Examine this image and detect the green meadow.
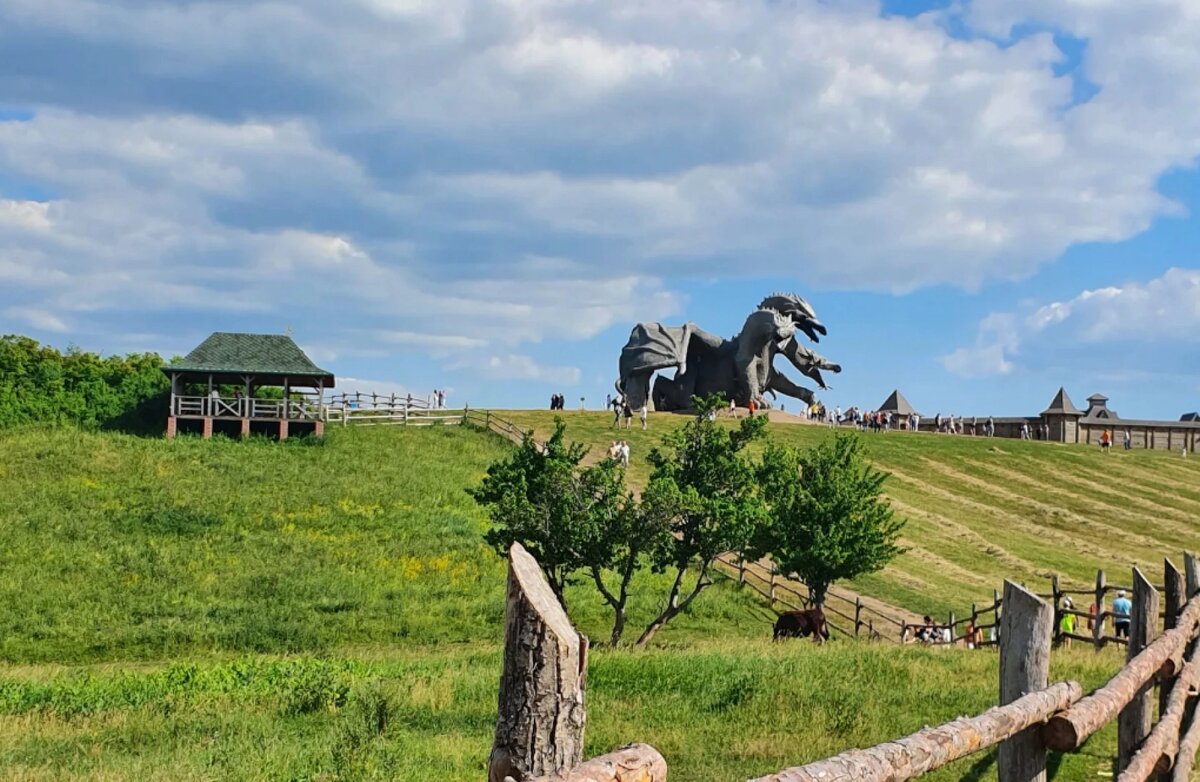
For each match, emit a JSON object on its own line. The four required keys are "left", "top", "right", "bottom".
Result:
{"left": 0, "top": 416, "right": 1193, "bottom": 779}
{"left": 499, "top": 410, "right": 1200, "bottom": 619}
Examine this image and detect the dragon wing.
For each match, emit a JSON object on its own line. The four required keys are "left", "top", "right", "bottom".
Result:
{"left": 619, "top": 322, "right": 694, "bottom": 378}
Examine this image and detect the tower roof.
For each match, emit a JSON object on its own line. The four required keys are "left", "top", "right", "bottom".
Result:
{"left": 1040, "top": 387, "right": 1083, "bottom": 417}
{"left": 877, "top": 389, "right": 918, "bottom": 416}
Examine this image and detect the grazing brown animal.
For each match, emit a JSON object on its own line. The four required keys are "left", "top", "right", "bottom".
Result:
{"left": 773, "top": 608, "right": 830, "bottom": 642}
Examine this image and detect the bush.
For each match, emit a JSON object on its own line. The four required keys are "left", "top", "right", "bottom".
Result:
{"left": 0, "top": 335, "right": 169, "bottom": 432}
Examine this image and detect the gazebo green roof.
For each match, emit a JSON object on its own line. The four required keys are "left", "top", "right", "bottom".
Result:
{"left": 164, "top": 332, "right": 334, "bottom": 386}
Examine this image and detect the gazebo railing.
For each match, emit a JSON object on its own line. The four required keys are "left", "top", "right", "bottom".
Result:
{"left": 171, "top": 395, "right": 323, "bottom": 421}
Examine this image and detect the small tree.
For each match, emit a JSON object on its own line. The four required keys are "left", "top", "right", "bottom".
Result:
{"left": 756, "top": 433, "right": 905, "bottom": 606}
{"left": 472, "top": 420, "right": 649, "bottom": 644}
{"left": 635, "top": 395, "right": 768, "bottom": 646}
{"left": 472, "top": 420, "right": 590, "bottom": 604}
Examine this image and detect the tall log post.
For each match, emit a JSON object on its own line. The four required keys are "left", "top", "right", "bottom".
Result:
{"left": 1170, "top": 700, "right": 1200, "bottom": 782}
{"left": 1118, "top": 568, "right": 1161, "bottom": 773}
{"left": 998, "top": 581, "right": 1054, "bottom": 782}
{"left": 1095, "top": 570, "right": 1107, "bottom": 651}
{"left": 1160, "top": 559, "right": 1184, "bottom": 748}
{"left": 1185, "top": 554, "right": 1199, "bottom": 599}
{"left": 490, "top": 543, "right": 588, "bottom": 782}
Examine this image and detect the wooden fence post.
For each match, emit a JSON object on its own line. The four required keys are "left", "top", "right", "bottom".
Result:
{"left": 1094, "top": 569, "right": 1106, "bottom": 651}
{"left": 1185, "top": 553, "right": 1199, "bottom": 599}
{"left": 998, "top": 580, "right": 1054, "bottom": 782}
{"left": 738, "top": 555, "right": 746, "bottom": 586}
{"left": 1118, "top": 567, "right": 1160, "bottom": 773}
{"left": 1159, "top": 558, "right": 1185, "bottom": 782}
{"left": 489, "top": 543, "right": 588, "bottom": 782}
{"left": 770, "top": 568, "right": 777, "bottom": 605}
{"left": 855, "top": 598, "right": 863, "bottom": 636}
{"left": 1051, "top": 575, "right": 1061, "bottom": 646}
{"left": 948, "top": 611, "right": 956, "bottom": 645}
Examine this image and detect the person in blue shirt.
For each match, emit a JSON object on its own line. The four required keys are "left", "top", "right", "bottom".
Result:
{"left": 1112, "top": 590, "right": 1132, "bottom": 639}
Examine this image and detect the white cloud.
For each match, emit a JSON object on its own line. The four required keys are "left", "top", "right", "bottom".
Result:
{"left": 943, "top": 268, "right": 1200, "bottom": 377}
{"left": 4, "top": 306, "right": 69, "bottom": 332}
{"left": 1, "top": 0, "right": 1199, "bottom": 362}
{"left": 471, "top": 354, "right": 582, "bottom": 386}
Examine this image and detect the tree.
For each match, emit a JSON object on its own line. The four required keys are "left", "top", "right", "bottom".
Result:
{"left": 755, "top": 433, "right": 905, "bottom": 606}
{"left": 472, "top": 420, "right": 649, "bottom": 644}
{"left": 635, "top": 395, "right": 768, "bottom": 646}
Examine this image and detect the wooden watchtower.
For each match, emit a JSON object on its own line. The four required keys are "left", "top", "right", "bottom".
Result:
{"left": 163, "top": 332, "right": 335, "bottom": 439}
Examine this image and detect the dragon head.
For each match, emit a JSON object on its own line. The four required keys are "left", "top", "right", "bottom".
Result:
{"left": 759, "top": 292, "right": 826, "bottom": 344}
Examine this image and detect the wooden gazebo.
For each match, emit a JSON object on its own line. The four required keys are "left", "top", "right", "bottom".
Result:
{"left": 163, "top": 332, "right": 335, "bottom": 439}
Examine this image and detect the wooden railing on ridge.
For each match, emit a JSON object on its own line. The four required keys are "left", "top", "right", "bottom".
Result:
{"left": 491, "top": 548, "right": 1200, "bottom": 782}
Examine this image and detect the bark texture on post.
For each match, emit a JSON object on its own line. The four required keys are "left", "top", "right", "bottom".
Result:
{"left": 1119, "top": 656, "right": 1200, "bottom": 782}
{"left": 1119, "top": 568, "right": 1161, "bottom": 773}
{"left": 490, "top": 543, "right": 589, "bottom": 782}
{"left": 998, "top": 581, "right": 1054, "bottom": 782}
{"left": 1044, "top": 596, "right": 1200, "bottom": 752}
{"left": 521, "top": 745, "right": 667, "bottom": 782}
{"left": 1095, "top": 570, "right": 1107, "bottom": 651}
{"left": 1160, "top": 560, "right": 1184, "bottom": 726}
{"left": 1185, "top": 554, "right": 1199, "bottom": 599}
{"left": 749, "top": 682, "right": 1081, "bottom": 782}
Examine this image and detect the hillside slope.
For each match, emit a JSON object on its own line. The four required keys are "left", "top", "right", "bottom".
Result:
{"left": 0, "top": 422, "right": 1142, "bottom": 780}
{"left": 497, "top": 410, "right": 1200, "bottom": 619}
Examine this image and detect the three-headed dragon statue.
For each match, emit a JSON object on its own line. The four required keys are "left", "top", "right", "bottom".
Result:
{"left": 616, "top": 293, "right": 840, "bottom": 412}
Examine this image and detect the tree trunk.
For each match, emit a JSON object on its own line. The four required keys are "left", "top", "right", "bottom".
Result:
{"left": 490, "top": 543, "right": 589, "bottom": 782}
{"left": 522, "top": 744, "right": 667, "bottom": 782}
{"left": 636, "top": 566, "right": 710, "bottom": 646}
{"left": 1119, "top": 655, "right": 1200, "bottom": 782}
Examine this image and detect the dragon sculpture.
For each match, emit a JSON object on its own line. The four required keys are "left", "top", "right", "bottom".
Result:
{"left": 616, "top": 293, "right": 840, "bottom": 412}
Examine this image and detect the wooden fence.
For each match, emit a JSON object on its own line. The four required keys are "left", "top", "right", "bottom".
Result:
{"left": 491, "top": 546, "right": 1200, "bottom": 782}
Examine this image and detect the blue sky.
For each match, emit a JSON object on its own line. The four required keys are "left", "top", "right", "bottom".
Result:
{"left": 2, "top": 0, "right": 1199, "bottom": 418}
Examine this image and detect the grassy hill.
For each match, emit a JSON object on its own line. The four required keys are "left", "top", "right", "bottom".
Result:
{"left": 498, "top": 410, "right": 1200, "bottom": 619}
{"left": 0, "top": 419, "right": 1186, "bottom": 779}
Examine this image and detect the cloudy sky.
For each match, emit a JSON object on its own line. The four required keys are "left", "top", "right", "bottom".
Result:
{"left": 2, "top": 0, "right": 1199, "bottom": 417}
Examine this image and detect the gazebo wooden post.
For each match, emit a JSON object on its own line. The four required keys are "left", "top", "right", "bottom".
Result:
{"left": 203, "top": 373, "right": 214, "bottom": 439}
{"left": 240, "top": 374, "right": 252, "bottom": 438}
{"left": 280, "top": 376, "right": 290, "bottom": 440}
{"left": 166, "top": 372, "right": 178, "bottom": 439}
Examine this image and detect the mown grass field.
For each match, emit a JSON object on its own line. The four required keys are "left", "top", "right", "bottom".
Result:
{"left": 0, "top": 418, "right": 1190, "bottom": 780}
{"left": 499, "top": 410, "right": 1200, "bottom": 619}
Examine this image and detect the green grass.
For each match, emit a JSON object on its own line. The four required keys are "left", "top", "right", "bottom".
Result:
{"left": 1, "top": 418, "right": 1192, "bottom": 779}
{"left": 497, "top": 410, "right": 1200, "bottom": 618}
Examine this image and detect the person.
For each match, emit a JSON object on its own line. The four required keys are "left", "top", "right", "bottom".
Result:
{"left": 986, "top": 416, "right": 995, "bottom": 437}
{"left": 1124, "top": 429, "right": 1132, "bottom": 450}
{"left": 607, "top": 440, "right": 620, "bottom": 461}
{"left": 618, "top": 440, "right": 630, "bottom": 468}
{"left": 611, "top": 395, "right": 623, "bottom": 428}
{"left": 622, "top": 399, "right": 634, "bottom": 429}
{"left": 1112, "top": 590, "right": 1132, "bottom": 639}
{"left": 1059, "top": 597, "right": 1076, "bottom": 648}
{"left": 748, "top": 399, "right": 756, "bottom": 417}
{"left": 729, "top": 398, "right": 736, "bottom": 416}
{"left": 639, "top": 405, "right": 648, "bottom": 430}
{"left": 1100, "top": 429, "right": 1112, "bottom": 453}
{"left": 934, "top": 413, "right": 941, "bottom": 433}
{"left": 963, "top": 620, "right": 977, "bottom": 649}
{"left": 1087, "top": 601, "right": 1097, "bottom": 632}
{"left": 605, "top": 393, "right": 611, "bottom": 410}
{"left": 916, "top": 616, "right": 937, "bottom": 644}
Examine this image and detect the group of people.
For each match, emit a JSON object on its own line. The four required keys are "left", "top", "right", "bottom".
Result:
{"left": 606, "top": 439, "right": 631, "bottom": 467}
{"left": 1056, "top": 590, "right": 1131, "bottom": 648}
{"left": 548, "top": 393, "right": 568, "bottom": 410}
{"left": 609, "top": 394, "right": 648, "bottom": 430}
{"left": 429, "top": 389, "right": 447, "bottom": 409}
